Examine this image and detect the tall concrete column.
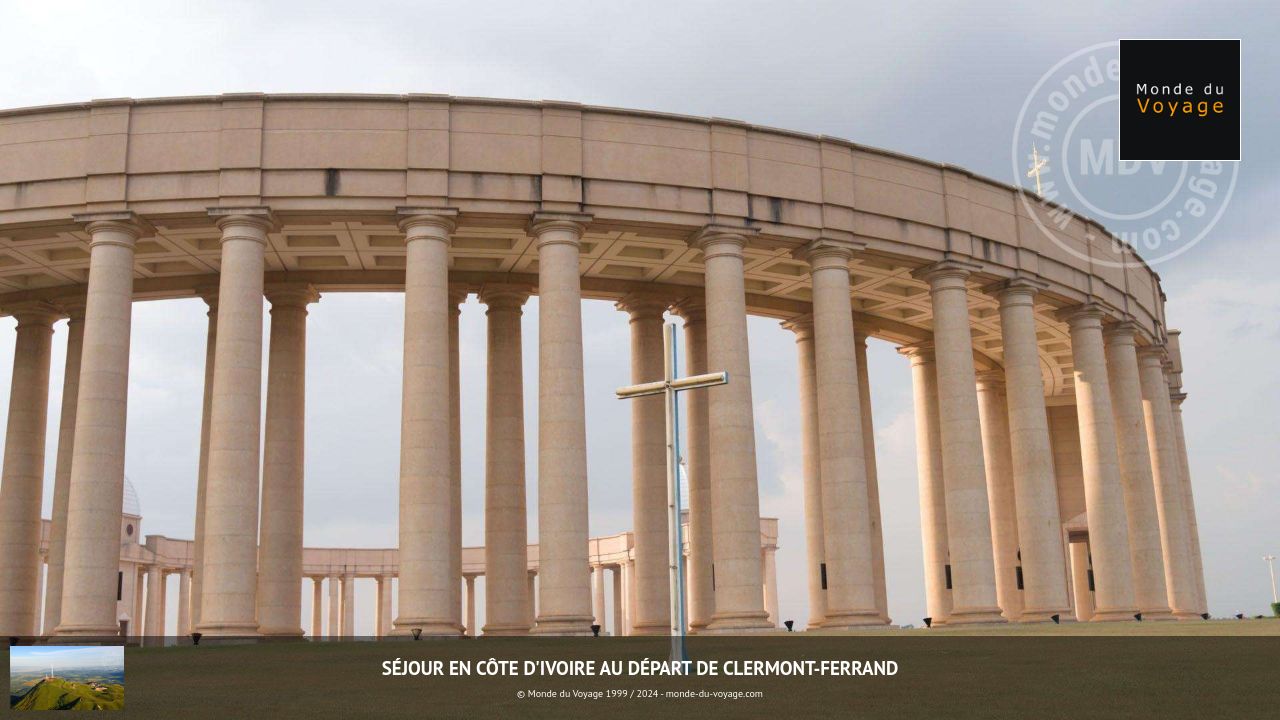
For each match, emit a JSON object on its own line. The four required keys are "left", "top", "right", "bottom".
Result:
{"left": 177, "top": 570, "right": 191, "bottom": 636}
{"left": 448, "top": 287, "right": 465, "bottom": 632}
{"left": 591, "top": 566, "right": 606, "bottom": 628}
{"left": 672, "top": 298, "right": 714, "bottom": 630}
{"left": 690, "top": 226, "right": 771, "bottom": 632}
{"left": 311, "top": 578, "right": 323, "bottom": 638}
{"left": 479, "top": 284, "right": 531, "bottom": 635}
{"left": 800, "top": 238, "right": 879, "bottom": 628}
{"left": 530, "top": 213, "right": 594, "bottom": 636}
{"left": 1103, "top": 324, "right": 1172, "bottom": 620}
{"left": 394, "top": 209, "right": 461, "bottom": 637}
{"left": 611, "top": 567, "right": 623, "bottom": 636}
{"left": 1168, "top": 391, "right": 1207, "bottom": 614}
{"left": 56, "top": 213, "right": 146, "bottom": 637}
{"left": 975, "top": 372, "right": 1023, "bottom": 621}
{"left": 782, "top": 315, "right": 826, "bottom": 629}
{"left": 197, "top": 208, "right": 274, "bottom": 637}
{"left": 914, "top": 261, "right": 1003, "bottom": 624}
{"left": 132, "top": 569, "right": 145, "bottom": 640}
{"left": 1137, "top": 349, "right": 1198, "bottom": 618}
{"left": 190, "top": 290, "right": 217, "bottom": 631}
{"left": 527, "top": 572, "right": 538, "bottom": 628}
{"left": 1069, "top": 540, "right": 1095, "bottom": 621}
{"left": 42, "top": 297, "right": 85, "bottom": 635}
{"left": 991, "top": 279, "right": 1071, "bottom": 622}
{"left": 618, "top": 292, "right": 670, "bottom": 634}
{"left": 341, "top": 574, "right": 355, "bottom": 637}
{"left": 901, "top": 344, "right": 951, "bottom": 624}
{"left": 0, "top": 303, "right": 59, "bottom": 637}
{"left": 762, "top": 549, "right": 779, "bottom": 626}
{"left": 854, "top": 330, "right": 890, "bottom": 623}
{"left": 464, "top": 576, "right": 476, "bottom": 636}
{"left": 1059, "top": 305, "right": 1138, "bottom": 621}
{"left": 376, "top": 575, "right": 393, "bottom": 637}
{"left": 327, "top": 576, "right": 340, "bottom": 638}
{"left": 257, "top": 284, "right": 318, "bottom": 637}
{"left": 144, "top": 566, "right": 165, "bottom": 645}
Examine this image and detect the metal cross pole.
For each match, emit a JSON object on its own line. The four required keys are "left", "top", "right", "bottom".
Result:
{"left": 616, "top": 322, "right": 727, "bottom": 666}
{"left": 1265, "top": 555, "right": 1277, "bottom": 604}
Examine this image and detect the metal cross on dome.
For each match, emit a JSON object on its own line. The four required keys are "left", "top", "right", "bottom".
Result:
{"left": 616, "top": 323, "right": 727, "bottom": 666}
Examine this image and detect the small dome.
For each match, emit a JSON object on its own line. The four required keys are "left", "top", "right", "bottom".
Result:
{"left": 122, "top": 477, "right": 141, "bottom": 517}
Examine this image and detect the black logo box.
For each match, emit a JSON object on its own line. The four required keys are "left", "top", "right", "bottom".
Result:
{"left": 1119, "top": 39, "right": 1240, "bottom": 161}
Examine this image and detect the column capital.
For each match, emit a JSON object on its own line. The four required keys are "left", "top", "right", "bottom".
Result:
{"left": 853, "top": 327, "right": 873, "bottom": 346}
{"left": 615, "top": 291, "right": 670, "bottom": 320}
{"left": 397, "top": 207, "right": 459, "bottom": 239}
{"left": 1169, "top": 391, "right": 1187, "bottom": 406}
{"left": 1054, "top": 302, "right": 1108, "bottom": 327}
{"left": 911, "top": 258, "right": 982, "bottom": 287}
{"left": 975, "top": 369, "right": 1007, "bottom": 389}
{"left": 1136, "top": 344, "right": 1169, "bottom": 366}
{"left": 50, "top": 293, "right": 88, "bottom": 322}
{"left": 897, "top": 341, "right": 935, "bottom": 363}
{"left": 669, "top": 296, "right": 706, "bottom": 325}
{"left": 265, "top": 282, "right": 320, "bottom": 309}
{"left": 74, "top": 211, "right": 154, "bottom": 247}
{"left": 3, "top": 300, "right": 63, "bottom": 328}
{"left": 780, "top": 313, "right": 815, "bottom": 339}
{"left": 528, "top": 212, "right": 592, "bottom": 243}
{"left": 478, "top": 282, "right": 532, "bottom": 311}
{"left": 448, "top": 284, "right": 470, "bottom": 308}
{"left": 688, "top": 224, "right": 756, "bottom": 258}
{"left": 1102, "top": 320, "right": 1141, "bottom": 344}
{"left": 984, "top": 276, "right": 1048, "bottom": 304}
{"left": 209, "top": 206, "right": 278, "bottom": 238}
{"left": 196, "top": 285, "right": 220, "bottom": 312}
{"left": 792, "top": 237, "right": 866, "bottom": 268}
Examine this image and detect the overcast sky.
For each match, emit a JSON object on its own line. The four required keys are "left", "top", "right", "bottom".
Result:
{"left": 1, "top": 1, "right": 1276, "bottom": 635}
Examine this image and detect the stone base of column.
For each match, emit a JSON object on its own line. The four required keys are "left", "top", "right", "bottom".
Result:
{"left": 700, "top": 610, "right": 774, "bottom": 634}
{"left": 531, "top": 617, "right": 595, "bottom": 637}
{"left": 942, "top": 607, "right": 1008, "bottom": 626}
{"left": 821, "top": 610, "right": 886, "bottom": 630}
{"left": 53, "top": 623, "right": 120, "bottom": 638}
{"left": 481, "top": 623, "right": 530, "bottom": 637}
{"left": 391, "top": 620, "right": 464, "bottom": 637}
{"left": 1172, "top": 610, "right": 1203, "bottom": 621}
{"left": 628, "top": 622, "right": 671, "bottom": 636}
{"left": 258, "top": 626, "right": 305, "bottom": 638}
{"left": 1089, "top": 607, "right": 1142, "bottom": 622}
{"left": 1138, "top": 608, "right": 1176, "bottom": 621}
{"left": 195, "top": 622, "right": 261, "bottom": 638}
{"left": 1017, "top": 607, "right": 1075, "bottom": 624}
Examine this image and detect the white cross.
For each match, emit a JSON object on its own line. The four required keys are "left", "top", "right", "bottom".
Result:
{"left": 616, "top": 322, "right": 727, "bottom": 665}
{"left": 1027, "top": 145, "right": 1048, "bottom": 195}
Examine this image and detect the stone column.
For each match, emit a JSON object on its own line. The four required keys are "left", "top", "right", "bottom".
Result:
{"left": 527, "top": 571, "right": 538, "bottom": 628}
{"left": 311, "top": 578, "right": 324, "bottom": 638}
{"left": 762, "top": 549, "right": 779, "bottom": 627}
{"left": 42, "top": 297, "right": 85, "bottom": 635}
{"left": 327, "top": 576, "right": 340, "bottom": 638}
{"left": 618, "top": 292, "right": 670, "bottom": 634}
{"left": 144, "top": 565, "right": 164, "bottom": 645}
{"left": 800, "top": 238, "right": 879, "bottom": 628}
{"left": 854, "top": 330, "right": 890, "bottom": 623}
{"left": 591, "top": 566, "right": 606, "bottom": 628}
{"left": 974, "top": 372, "right": 1023, "bottom": 621}
{"left": 33, "top": 560, "right": 45, "bottom": 636}
{"left": 376, "top": 575, "right": 393, "bottom": 638}
{"left": 190, "top": 291, "right": 217, "bottom": 631}
{"left": 611, "top": 566, "right": 624, "bottom": 636}
{"left": 341, "top": 574, "right": 355, "bottom": 637}
{"left": 1137, "top": 349, "right": 1198, "bottom": 618}
{"left": 690, "top": 226, "right": 771, "bottom": 632}
{"left": 448, "top": 287, "right": 465, "bottom": 632}
{"left": 672, "top": 298, "right": 714, "bottom": 631}
{"left": 1103, "top": 324, "right": 1172, "bottom": 620}
{"left": 901, "top": 343, "right": 952, "bottom": 624}
{"left": 530, "top": 213, "right": 594, "bottom": 636}
{"left": 782, "top": 315, "right": 826, "bottom": 629}
{"left": 0, "top": 303, "right": 59, "bottom": 637}
{"left": 914, "top": 261, "right": 1004, "bottom": 624}
{"left": 1059, "top": 305, "right": 1138, "bottom": 621}
{"left": 257, "top": 284, "right": 318, "bottom": 637}
{"left": 1069, "top": 540, "right": 1095, "bottom": 622}
{"left": 1168, "top": 391, "right": 1207, "bottom": 614}
{"left": 479, "top": 284, "right": 531, "bottom": 635}
{"left": 991, "top": 279, "right": 1071, "bottom": 622}
{"left": 196, "top": 208, "right": 274, "bottom": 637}
{"left": 178, "top": 570, "right": 191, "bottom": 636}
{"left": 132, "top": 569, "right": 145, "bottom": 640}
{"left": 464, "top": 576, "right": 476, "bottom": 637}
{"left": 56, "top": 213, "right": 146, "bottom": 637}
{"left": 394, "top": 209, "right": 461, "bottom": 637}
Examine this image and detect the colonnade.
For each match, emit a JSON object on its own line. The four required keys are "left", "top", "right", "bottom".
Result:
{"left": 0, "top": 208, "right": 1206, "bottom": 639}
